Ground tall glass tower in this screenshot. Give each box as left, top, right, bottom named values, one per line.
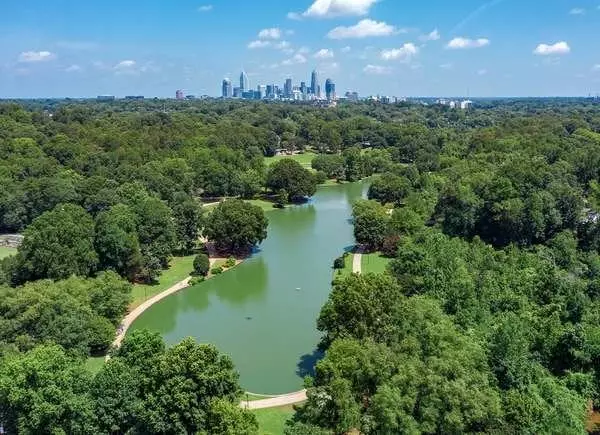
left=240, top=71, right=249, bottom=92
left=311, top=69, right=320, bottom=98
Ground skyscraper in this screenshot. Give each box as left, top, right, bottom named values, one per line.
left=284, top=78, right=293, bottom=97
left=222, top=78, right=232, bottom=98
left=325, top=78, right=336, bottom=101
left=240, top=70, right=249, bottom=92
left=175, top=89, right=184, bottom=100
left=311, top=69, right=320, bottom=98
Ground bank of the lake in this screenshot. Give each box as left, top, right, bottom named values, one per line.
left=129, top=181, right=367, bottom=395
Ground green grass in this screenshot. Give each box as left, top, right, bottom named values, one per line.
left=253, top=405, right=295, bottom=435
left=247, top=199, right=280, bottom=212
left=0, top=246, right=16, bottom=259
left=85, top=356, right=105, bottom=375
left=131, top=255, right=195, bottom=308
left=265, top=152, right=317, bottom=169
left=333, top=252, right=354, bottom=280
left=361, top=252, right=392, bottom=275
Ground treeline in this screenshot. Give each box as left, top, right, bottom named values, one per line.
left=289, top=104, right=600, bottom=433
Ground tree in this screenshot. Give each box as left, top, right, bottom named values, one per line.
left=193, top=253, right=210, bottom=277
left=311, top=154, right=345, bottom=179
left=204, top=199, right=268, bottom=253
left=94, top=204, right=142, bottom=281
left=368, top=173, right=412, bottom=205
left=171, top=193, right=204, bottom=254
left=0, top=345, right=96, bottom=434
left=14, top=203, right=98, bottom=283
left=267, top=159, right=317, bottom=202
left=135, top=338, right=249, bottom=434
left=352, top=200, right=389, bottom=251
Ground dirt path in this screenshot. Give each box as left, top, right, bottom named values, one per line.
left=352, top=247, right=363, bottom=274
left=241, top=390, right=307, bottom=409
left=111, top=257, right=226, bottom=352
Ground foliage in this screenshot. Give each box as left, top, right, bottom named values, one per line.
left=211, top=266, right=224, bottom=275
left=225, top=256, right=236, bottom=268
left=267, top=159, right=317, bottom=202
left=352, top=200, right=389, bottom=251
left=204, top=199, right=268, bottom=253
left=193, top=253, right=211, bottom=277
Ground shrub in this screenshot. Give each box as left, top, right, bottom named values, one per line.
left=333, top=256, right=346, bottom=269
left=225, top=257, right=236, bottom=268
left=189, top=276, right=205, bottom=286
left=211, top=266, right=223, bottom=275
left=193, top=253, right=210, bottom=277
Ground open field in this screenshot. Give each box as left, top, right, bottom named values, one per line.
left=247, top=199, right=280, bottom=212
left=85, top=356, right=105, bottom=374
left=333, top=252, right=354, bottom=280
left=253, top=405, right=296, bottom=435
left=361, top=252, right=392, bottom=275
left=0, top=246, right=16, bottom=259
left=131, top=255, right=195, bottom=308
left=265, top=152, right=317, bottom=169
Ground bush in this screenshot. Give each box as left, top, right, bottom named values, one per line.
left=225, top=257, right=236, bottom=268
left=211, top=266, right=223, bottom=275
left=333, top=256, right=346, bottom=269
left=189, top=276, right=205, bottom=286
left=193, top=253, right=210, bottom=277
left=314, top=171, right=328, bottom=185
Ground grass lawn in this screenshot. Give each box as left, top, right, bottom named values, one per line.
left=253, top=405, right=296, bottom=435
left=85, top=356, right=105, bottom=375
left=247, top=199, right=280, bottom=212
left=0, top=246, right=16, bottom=259
left=265, top=152, right=317, bottom=169
left=131, top=255, right=195, bottom=308
left=361, top=252, right=392, bottom=275
left=333, top=252, right=354, bottom=280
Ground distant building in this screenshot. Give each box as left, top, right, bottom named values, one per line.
left=176, top=90, right=184, bottom=100
left=345, top=91, right=359, bottom=102
left=185, top=95, right=196, bottom=100
left=124, top=95, right=144, bottom=100
left=284, top=78, right=293, bottom=97
left=257, top=85, right=266, bottom=99
left=325, top=78, right=336, bottom=101
left=266, top=85, right=275, bottom=98
left=460, top=100, right=473, bottom=109
left=222, top=79, right=233, bottom=98
left=300, top=81, right=308, bottom=96
left=311, top=69, right=320, bottom=99
left=97, top=95, right=115, bottom=101
left=233, top=87, right=241, bottom=98
left=240, top=71, right=249, bottom=92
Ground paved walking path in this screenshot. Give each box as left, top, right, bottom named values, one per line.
left=241, top=390, right=307, bottom=409
left=352, top=246, right=363, bottom=274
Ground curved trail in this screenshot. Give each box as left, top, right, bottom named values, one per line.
left=241, top=390, right=307, bottom=409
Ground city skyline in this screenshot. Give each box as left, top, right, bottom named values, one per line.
left=1, top=0, right=600, bottom=98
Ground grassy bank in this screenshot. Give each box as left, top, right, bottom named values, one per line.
left=0, top=246, right=16, bottom=259
left=131, top=255, right=195, bottom=308
left=253, top=405, right=296, bottom=435
left=361, top=252, right=392, bottom=275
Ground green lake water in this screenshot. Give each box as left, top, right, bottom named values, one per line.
left=130, top=182, right=366, bottom=394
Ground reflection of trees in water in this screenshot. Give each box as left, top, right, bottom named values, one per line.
left=180, top=281, right=211, bottom=312
left=296, top=348, right=324, bottom=378
left=270, top=203, right=317, bottom=237
left=214, top=257, right=269, bottom=306
left=133, top=295, right=180, bottom=337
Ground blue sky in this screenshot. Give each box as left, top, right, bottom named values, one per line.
left=1, top=0, right=599, bottom=98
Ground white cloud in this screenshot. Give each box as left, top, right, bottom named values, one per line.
left=439, top=63, right=453, bottom=70
left=363, top=64, right=392, bottom=75
left=258, top=28, right=282, bottom=40
left=65, top=64, right=82, bottom=73
left=533, top=41, right=570, bottom=55
left=446, top=37, right=490, bottom=49
left=198, top=5, right=213, bottom=12
left=327, top=19, right=397, bottom=39
left=297, top=46, right=311, bottom=54
left=341, top=46, right=351, bottom=53
left=477, top=68, right=488, bottom=75
left=287, top=12, right=302, bottom=20
left=294, top=0, right=377, bottom=19
left=420, top=29, right=440, bottom=42
left=591, top=64, right=600, bottom=71
left=569, top=7, right=585, bottom=14
left=380, top=43, right=418, bottom=62
left=18, top=51, right=55, bottom=62
left=248, top=40, right=271, bottom=49
left=314, top=48, right=334, bottom=59
left=276, top=41, right=291, bottom=50
left=282, top=53, right=307, bottom=66
left=114, top=60, right=137, bottom=74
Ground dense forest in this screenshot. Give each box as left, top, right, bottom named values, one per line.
left=1, top=98, right=600, bottom=433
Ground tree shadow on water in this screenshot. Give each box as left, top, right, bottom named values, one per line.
left=296, top=349, right=324, bottom=378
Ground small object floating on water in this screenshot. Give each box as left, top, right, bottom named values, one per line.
left=295, top=287, right=301, bottom=291
left=245, top=316, right=253, bottom=320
